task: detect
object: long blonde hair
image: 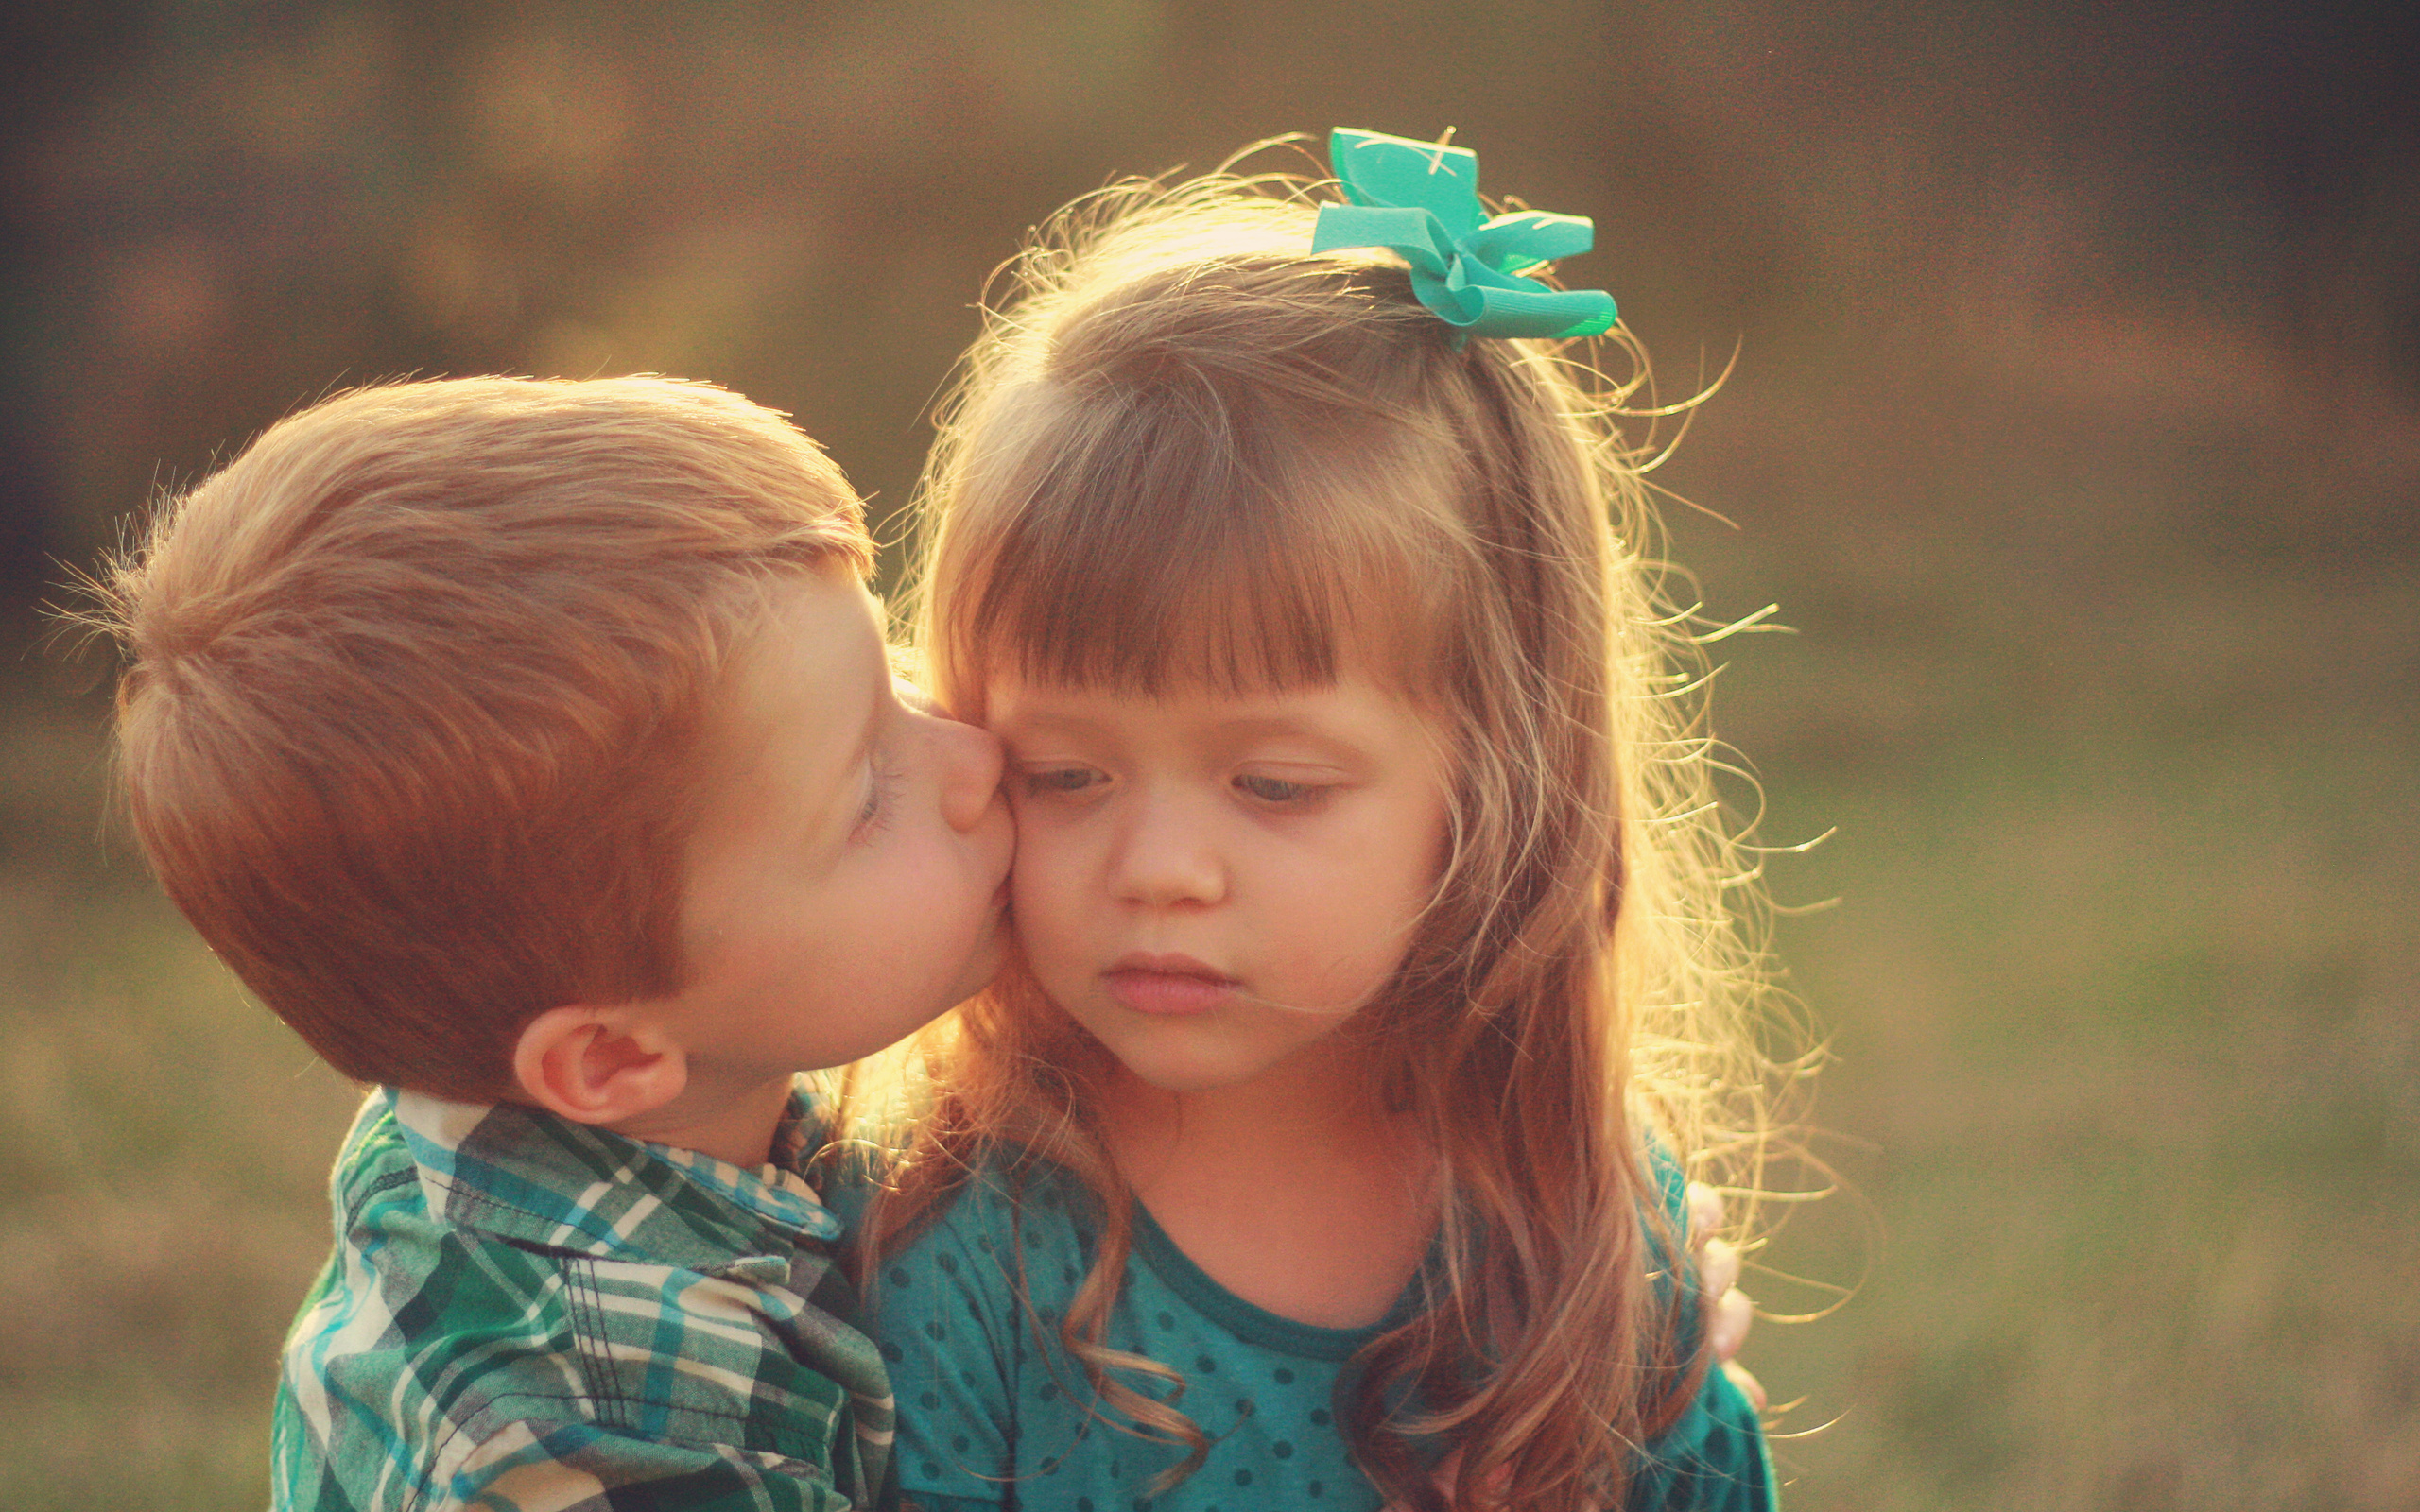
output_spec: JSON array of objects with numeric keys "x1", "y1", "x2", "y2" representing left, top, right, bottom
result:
[{"x1": 854, "y1": 167, "x2": 1792, "y2": 1512}]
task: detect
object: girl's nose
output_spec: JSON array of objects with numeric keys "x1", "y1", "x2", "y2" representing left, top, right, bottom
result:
[
  {"x1": 1112, "y1": 793, "x2": 1224, "y2": 907},
  {"x1": 932, "y1": 714, "x2": 1006, "y2": 833}
]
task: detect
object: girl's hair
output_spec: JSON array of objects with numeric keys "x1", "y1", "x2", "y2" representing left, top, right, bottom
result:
[{"x1": 856, "y1": 164, "x2": 1789, "y2": 1512}]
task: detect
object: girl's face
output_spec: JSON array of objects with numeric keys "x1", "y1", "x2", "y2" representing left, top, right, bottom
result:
[{"x1": 986, "y1": 670, "x2": 1450, "y2": 1098}]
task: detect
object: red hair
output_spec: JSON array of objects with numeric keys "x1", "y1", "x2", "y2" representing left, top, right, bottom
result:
[{"x1": 97, "y1": 375, "x2": 872, "y2": 1098}]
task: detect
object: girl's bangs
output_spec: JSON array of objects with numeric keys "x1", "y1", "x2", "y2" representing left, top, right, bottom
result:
[{"x1": 953, "y1": 389, "x2": 1460, "y2": 697}]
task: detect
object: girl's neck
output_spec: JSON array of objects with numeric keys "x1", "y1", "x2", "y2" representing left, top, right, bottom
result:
[
  {"x1": 1101, "y1": 1034, "x2": 1384, "y2": 1164},
  {"x1": 1098, "y1": 1036, "x2": 1439, "y2": 1329}
]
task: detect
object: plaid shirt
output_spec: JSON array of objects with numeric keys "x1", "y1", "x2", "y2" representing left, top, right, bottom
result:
[{"x1": 272, "y1": 1086, "x2": 896, "y2": 1511}]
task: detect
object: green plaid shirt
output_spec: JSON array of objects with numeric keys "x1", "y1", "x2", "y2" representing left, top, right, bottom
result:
[{"x1": 272, "y1": 1086, "x2": 896, "y2": 1511}]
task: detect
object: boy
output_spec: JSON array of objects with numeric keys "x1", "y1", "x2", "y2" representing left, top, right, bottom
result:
[{"x1": 100, "y1": 376, "x2": 1012, "y2": 1510}]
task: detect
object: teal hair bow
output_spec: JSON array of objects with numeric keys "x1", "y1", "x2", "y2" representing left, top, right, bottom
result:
[{"x1": 1311, "y1": 128, "x2": 1617, "y2": 343}]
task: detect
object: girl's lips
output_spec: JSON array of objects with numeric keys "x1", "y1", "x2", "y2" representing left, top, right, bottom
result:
[{"x1": 1102, "y1": 960, "x2": 1236, "y2": 1016}]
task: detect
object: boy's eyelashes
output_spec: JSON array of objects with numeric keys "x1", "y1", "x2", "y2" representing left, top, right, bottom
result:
[{"x1": 852, "y1": 750, "x2": 903, "y2": 837}]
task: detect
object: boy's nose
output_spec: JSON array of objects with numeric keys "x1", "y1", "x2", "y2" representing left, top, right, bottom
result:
[{"x1": 934, "y1": 715, "x2": 1006, "y2": 833}]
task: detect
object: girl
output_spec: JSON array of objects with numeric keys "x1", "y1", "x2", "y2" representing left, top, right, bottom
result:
[{"x1": 846, "y1": 130, "x2": 1790, "y2": 1512}]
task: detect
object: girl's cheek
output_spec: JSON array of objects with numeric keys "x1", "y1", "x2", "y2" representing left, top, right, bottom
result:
[
  {"x1": 1017, "y1": 832, "x2": 1110, "y2": 941},
  {"x1": 1006, "y1": 834, "x2": 1066, "y2": 919}
]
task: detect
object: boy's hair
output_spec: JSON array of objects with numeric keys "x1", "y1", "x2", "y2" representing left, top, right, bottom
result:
[
  {"x1": 96, "y1": 376, "x2": 873, "y2": 1100},
  {"x1": 869, "y1": 177, "x2": 1789, "y2": 1512}
]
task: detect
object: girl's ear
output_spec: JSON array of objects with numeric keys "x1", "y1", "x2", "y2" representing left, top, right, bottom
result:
[{"x1": 510, "y1": 1005, "x2": 689, "y2": 1126}]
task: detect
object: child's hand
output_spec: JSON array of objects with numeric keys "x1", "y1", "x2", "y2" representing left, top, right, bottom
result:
[{"x1": 1688, "y1": 1182, "x2": 1767, "y2": 1412}]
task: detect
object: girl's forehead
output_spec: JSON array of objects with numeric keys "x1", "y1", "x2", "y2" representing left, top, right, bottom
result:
[
  {"x1": 940, "y1": 423, "x2": 1468, "y2": 696},
  {"x1": 978, "y1": 622, "x2": 1426, "y2": 705},
  {"x1": 977, "y1": 647, "x2": 1447, "y2": 743},
  {"x1": 983, "y1": 664, "x2": 1344, "y2": 702},
  {"x1": 980, "y1": 667, "x2": 1450, "y2": 771},
  {"x1": 971, "y1": 554, "x2": 1441, "y2": 692}
]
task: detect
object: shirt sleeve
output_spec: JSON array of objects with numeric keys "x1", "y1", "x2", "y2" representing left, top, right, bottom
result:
[
  {"x1": 1628, "y1": 1143, "x2": 1781, "y2": 1512},
  {"x1": 418, "y1": 1418, "x2": 862, "y2": 1511},
  {"x1": 1630, "y1": 1363, "x2": 1778, "y2": 1512},
  {"x1": 866, "y1": 1180, "x2": 1028, "y2": 1511}
]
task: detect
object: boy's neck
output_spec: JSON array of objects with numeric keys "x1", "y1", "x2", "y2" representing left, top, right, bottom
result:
[{"x1": 595, "y1": 1075, "x2": 796, "y2": 1171}]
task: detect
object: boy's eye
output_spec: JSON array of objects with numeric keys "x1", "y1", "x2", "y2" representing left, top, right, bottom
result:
[
  {"x1": 854, "y1": 753, "x2": 900, "y2": 834},
  {"x1": 1234, "y1": 773, "x2": 1323, "y2": 805},
  {"x1": 1020, "y1": 765, "x2": 1105, "y2": 799}
]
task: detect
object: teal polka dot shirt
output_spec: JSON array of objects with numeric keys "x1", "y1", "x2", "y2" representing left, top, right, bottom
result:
[{"x1": 834, "y1": 1158, "x2": 1775, "y2": 1511}]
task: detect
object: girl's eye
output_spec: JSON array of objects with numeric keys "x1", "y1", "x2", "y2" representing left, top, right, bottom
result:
[
  {"x1": 1021, "y1": 765, "x2": 1105, "y2": 799},
  {"x1": 1234, "y1": 773, "x2": 1324, "y2": 805}
]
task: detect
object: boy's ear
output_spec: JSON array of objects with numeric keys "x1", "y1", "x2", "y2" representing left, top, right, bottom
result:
[{"x1": 510, "y1": 1005, "x2": 688, "y2": 1127}]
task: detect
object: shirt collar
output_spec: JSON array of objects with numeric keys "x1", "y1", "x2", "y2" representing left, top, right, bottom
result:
[{"x1": 386, "y1": 1083, "x2": 844, "y2": 1274}]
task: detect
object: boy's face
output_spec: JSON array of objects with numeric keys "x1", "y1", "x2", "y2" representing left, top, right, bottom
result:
[
  {"x1": 985, "y1": 672, "x2": 1449, "y2": 1098},
  {"x1": 663, "y1": 569, "x2": 1012, "y2": 1097}
]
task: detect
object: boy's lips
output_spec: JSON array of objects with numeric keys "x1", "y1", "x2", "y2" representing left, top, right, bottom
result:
[{"x1": 1102, "y1": 953, "x2": 1236, "y2": 1016}]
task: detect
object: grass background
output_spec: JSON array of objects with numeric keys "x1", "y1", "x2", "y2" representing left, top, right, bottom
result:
[{"x1": 4, "y1": 3, "x2": 2415, "y2": 1507}]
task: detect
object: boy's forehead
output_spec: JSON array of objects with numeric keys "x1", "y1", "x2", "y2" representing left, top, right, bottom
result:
[
  {"x1": 710, "y1": 572, "x2": 882, "y2": 744},
  {"x1": 680, "y1": 572, "x2": 887, "y2": 868},
  {"x1": 743, "y1": 566, "x2": 880, "y2": 648}
]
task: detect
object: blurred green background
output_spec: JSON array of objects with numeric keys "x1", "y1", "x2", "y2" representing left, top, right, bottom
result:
[{"x1": 4, "y1": 3, "x2": 2415, "y2": 1508}]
